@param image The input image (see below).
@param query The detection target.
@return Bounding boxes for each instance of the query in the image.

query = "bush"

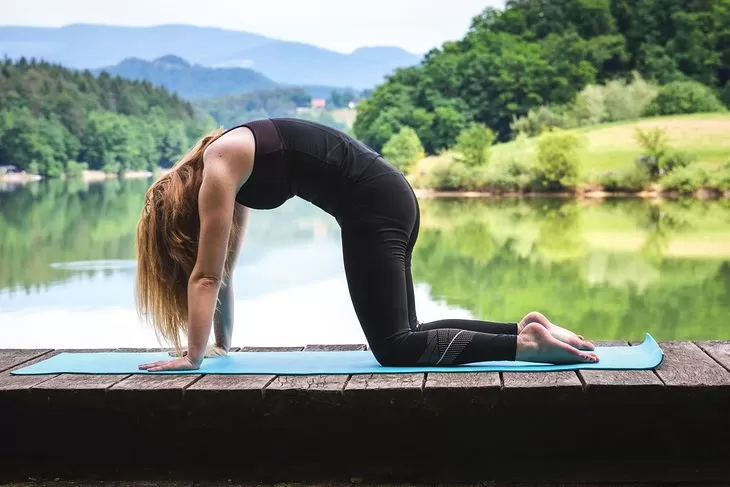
[65,160,88,178]
[533,129,583,191]
[423,158,478,191]
[571,73,658,126]
[453,123,495,167]
[510,105,572,137]
[707,160,730,193]
[643,80,727,116]
[598,166,652,192]
[660,165,710,194]
[634,127,694,179]
[381,126,425,174]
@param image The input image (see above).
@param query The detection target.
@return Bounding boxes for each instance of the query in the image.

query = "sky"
[0,0,506,54]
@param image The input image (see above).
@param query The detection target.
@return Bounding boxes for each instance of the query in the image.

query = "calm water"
[1,177,729,349]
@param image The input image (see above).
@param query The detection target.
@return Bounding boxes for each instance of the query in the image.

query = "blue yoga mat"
[11,333,663,375]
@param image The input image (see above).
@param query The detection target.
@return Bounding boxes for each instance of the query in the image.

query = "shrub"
[453,123,495,167]
[571,72,658,126]
[707,160,730,193]
[422,158,469,191]
[598,166,652,192]
[660,165,710,194]
[601,73,659,122]
[65,160,88,178]
[533,129,583,191]
[634,126,694,179]
[643,80,727,116]
[381,126,425,174]
[510,105,572,137]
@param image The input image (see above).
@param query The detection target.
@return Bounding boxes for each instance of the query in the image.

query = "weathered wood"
[502,370,584,405]
[184,346,303,411]
[423,371,501,411]
[579,341,665,404]
[262,344,363,413]
[344,372,424,409]
[100,347,202,410]
[0,350,60,395]
[0,349,53,372]
[653,341,730,387]
[696,340,730,373]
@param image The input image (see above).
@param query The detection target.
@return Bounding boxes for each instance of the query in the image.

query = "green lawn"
[421,113,730,182]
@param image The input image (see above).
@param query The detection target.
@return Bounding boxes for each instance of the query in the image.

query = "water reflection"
[413,197,730,342]
[1,178,729,347]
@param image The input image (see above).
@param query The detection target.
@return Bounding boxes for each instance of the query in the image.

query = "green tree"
[454,123,495,167]
[534,129,583,191]
[381,126,425,173]
[643,80,727,116]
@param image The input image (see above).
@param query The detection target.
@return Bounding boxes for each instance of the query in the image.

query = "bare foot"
[516,323,599,364]
[519,311,595,351]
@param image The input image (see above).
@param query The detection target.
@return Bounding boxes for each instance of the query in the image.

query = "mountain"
[0,24,422,89]
[95,55,278,99]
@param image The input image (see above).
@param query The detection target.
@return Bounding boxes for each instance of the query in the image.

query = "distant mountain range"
[0,24,422,89]
[95,55,278,100]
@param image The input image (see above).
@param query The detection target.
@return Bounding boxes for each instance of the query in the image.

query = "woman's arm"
[213,205,249,352]
[139,130,255,372]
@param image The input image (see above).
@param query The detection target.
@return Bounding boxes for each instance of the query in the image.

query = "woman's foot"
[516,323,599,364]
[518,311,595,351]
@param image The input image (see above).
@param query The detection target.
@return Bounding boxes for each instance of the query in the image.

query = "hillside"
[353,0,730,152]
[0,24,422,89]
[492,114,730,177]
[0,58,213,177]
[410,114,730,187]
[95,55,278,99]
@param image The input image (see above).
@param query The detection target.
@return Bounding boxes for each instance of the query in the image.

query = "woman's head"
[135,128,242,351]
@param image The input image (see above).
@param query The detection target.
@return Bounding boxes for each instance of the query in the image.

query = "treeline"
[353,0,730,153]
[0,57,215,177]
[196,86,353,131]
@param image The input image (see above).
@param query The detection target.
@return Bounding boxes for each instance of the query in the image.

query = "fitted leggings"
[338,160,518,367]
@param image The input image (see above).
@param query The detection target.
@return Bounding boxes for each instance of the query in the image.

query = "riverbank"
[0,168,169,185]
[412,185,730,200]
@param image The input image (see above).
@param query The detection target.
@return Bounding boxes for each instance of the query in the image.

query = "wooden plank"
[579,341,664,404]
[502,370,584,406]
[0,350,60,394]
[105,346,202,410]
[29,349,129,408]
[0,349,53,372]
[696,340,730,373]
[265,344,362,392]
[344,372,424,409]
[653,341,730,387]
[184,346,303,411]
[423,371,501,411]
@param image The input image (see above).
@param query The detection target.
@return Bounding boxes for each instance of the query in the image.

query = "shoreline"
[412,187,730,200]
[2,171,727,200]
[0,169,169,185]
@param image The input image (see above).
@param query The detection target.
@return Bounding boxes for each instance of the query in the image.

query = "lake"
[1,177,729,349]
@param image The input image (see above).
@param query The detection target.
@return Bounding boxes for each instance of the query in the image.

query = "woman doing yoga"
[135,118,599,372]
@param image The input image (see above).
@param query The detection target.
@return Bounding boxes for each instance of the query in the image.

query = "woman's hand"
[138,355,200,372]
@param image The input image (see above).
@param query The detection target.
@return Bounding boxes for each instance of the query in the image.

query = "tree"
[454,123,495,167]
[381,126,425,174]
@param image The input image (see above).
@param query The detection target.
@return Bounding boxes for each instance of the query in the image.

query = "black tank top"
[227,118,387,216]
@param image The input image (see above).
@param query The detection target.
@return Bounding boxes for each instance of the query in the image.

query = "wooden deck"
[2,340,730,485]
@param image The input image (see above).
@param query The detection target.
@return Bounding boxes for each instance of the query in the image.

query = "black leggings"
[338,160,518,366]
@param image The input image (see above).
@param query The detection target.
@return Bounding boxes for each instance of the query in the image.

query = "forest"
[353,0,730,153]
[0,57,214,177]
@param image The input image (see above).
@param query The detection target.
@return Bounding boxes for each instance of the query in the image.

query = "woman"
[136,118,598,372]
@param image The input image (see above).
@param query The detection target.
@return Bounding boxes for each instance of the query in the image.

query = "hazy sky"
[1,0,505,54]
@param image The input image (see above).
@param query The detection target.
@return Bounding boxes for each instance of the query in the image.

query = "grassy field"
[420,113,730,182]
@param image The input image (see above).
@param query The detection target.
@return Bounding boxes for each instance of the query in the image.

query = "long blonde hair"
[135,128,244,352]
